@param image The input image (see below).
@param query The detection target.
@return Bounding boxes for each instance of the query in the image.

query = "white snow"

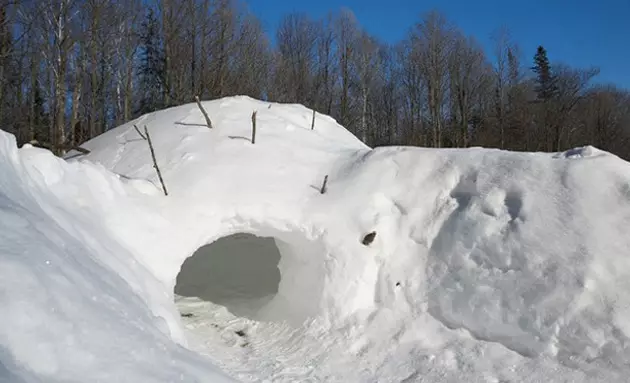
[2,95,630,382]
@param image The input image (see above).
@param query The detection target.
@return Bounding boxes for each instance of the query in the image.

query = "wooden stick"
[144,126,168,196]
[251,111,257,144]
[194,96,213,129]
[71,146,91,154]
[134,124,147,140]
[320,175,328,194]
[311,109,316,130]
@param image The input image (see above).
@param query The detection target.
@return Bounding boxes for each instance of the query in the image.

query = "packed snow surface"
[2,96,630,382]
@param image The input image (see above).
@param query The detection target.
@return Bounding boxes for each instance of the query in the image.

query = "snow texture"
[2,95,630,382]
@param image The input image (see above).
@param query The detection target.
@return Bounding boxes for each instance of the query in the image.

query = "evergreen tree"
[531,45,557,102]
[32,82,50,144]
[136,8,165,116]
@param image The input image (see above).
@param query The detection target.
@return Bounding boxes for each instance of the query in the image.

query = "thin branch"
[143,126,168,196]
[195,96,213,129]
[320,175,328,194]
[311,109,316,130]
[134,124,147,140]
[251,111,257,144]
[71,146,90,154]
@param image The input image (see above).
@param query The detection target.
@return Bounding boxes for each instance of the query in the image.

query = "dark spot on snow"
[362,231,377,246]
[241,342,250,347]
[395,282,401,287]
[235,330,246,337]
[504,191,523,221]
[180,313,194,318]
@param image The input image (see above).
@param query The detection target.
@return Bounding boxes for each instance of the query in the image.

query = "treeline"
[1,0,629,158]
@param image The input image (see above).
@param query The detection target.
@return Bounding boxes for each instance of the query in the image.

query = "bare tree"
[335,8,358,127]
[355,32,380,143]
[275,13,319,105]
[397,38,426,145]
[313,14,337,115]
[230,12,272,99]
[490,26,512,148]
[372,44,401,145]
[413,11,453,147]
[208,0,237,98]
[38,0,81,154]
[112,0,141,125]
[448,33,485,147]
[549,64,599,150]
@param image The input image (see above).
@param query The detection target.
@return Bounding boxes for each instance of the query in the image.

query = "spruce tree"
[136,8,165,116]
[32,83,50,144]
[531,46,557,102]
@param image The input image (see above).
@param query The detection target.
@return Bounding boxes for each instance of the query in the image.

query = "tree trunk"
[54,55,67,154]
[90,33,98,138]
[162,0,172,106]
[124,55,133,122]
[70,80,80,146]
[28,53,37,142]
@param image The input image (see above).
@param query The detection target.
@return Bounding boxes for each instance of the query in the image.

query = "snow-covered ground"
[2,95,630,382]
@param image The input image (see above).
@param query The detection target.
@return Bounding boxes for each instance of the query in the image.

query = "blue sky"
[247,0,629,89]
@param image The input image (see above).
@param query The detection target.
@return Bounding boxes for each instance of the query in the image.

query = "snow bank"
[0,133,233,382]
[2,95,630,382]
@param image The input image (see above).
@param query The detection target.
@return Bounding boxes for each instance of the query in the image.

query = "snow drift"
[2,95,630,382]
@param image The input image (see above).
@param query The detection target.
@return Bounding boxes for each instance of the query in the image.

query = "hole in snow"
[175,233,281,321]
[174,231,325,325]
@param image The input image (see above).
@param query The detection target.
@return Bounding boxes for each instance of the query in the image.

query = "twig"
[320,175,328,194]
[311,109,316,130]
[251,111,257,144]
[71,146,91,154]
[143,126,168,196]
[134,124,147,140]
[195,96,213,129]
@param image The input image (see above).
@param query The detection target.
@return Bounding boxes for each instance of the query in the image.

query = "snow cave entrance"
[174,232,324,324]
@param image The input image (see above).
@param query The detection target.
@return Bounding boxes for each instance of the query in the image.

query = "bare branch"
[195,95,213,128]
[320,174,328,194]
[143,126,168,196]
[133,124,147,140]
[251,110,257,144]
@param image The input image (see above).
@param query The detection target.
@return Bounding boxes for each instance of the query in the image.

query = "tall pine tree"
[531,45,559,151]
[531,46,557,102]
[136,8,165,116]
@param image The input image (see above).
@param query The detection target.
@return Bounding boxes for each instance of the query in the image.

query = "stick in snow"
[144,126,168,196]
[251,111,257,144]
[195,96,213,129]
[311,109,316,130]
[320,175,328,194]
[134,124,147,140]
[71,146,91,154]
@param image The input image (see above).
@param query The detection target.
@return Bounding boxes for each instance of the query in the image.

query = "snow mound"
[553,145,605,159]
[2,95,630,382]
